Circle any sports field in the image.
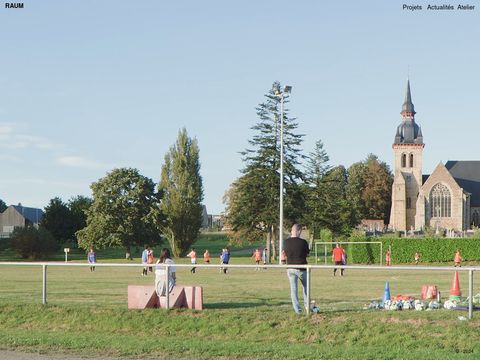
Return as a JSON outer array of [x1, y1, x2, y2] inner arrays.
[[1, 254, 480, 359]]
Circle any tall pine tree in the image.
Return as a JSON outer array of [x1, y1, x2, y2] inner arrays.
[[224, 82, 305, 259], [302, 140, 331, 241]]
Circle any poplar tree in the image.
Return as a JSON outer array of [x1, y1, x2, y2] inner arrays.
[[158, 128, 203, 257]]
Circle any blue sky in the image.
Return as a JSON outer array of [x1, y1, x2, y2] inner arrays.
[[1, 1, 479, 214]]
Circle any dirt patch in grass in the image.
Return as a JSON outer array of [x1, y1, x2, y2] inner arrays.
[[382, 316, 429, 325]]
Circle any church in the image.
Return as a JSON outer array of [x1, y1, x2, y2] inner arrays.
[[389, 80, 480, 232]]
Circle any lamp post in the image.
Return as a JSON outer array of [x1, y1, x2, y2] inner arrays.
[[273, 85, 292, 264]]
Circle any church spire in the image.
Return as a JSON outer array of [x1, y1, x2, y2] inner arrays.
[[401, 79, 416, 116]]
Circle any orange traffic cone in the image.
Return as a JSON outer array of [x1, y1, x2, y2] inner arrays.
[[449, 271, 462, 300]]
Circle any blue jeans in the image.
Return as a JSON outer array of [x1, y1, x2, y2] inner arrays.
[[287, 269, 308, 314]]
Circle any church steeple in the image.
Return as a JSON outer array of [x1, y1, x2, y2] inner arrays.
[[401, 79, 416, 116], [394, 79, 423, 145]]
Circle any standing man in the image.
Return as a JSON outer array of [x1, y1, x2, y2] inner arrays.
[[285, 224, 310, 314], [332, 243, 345, 277]]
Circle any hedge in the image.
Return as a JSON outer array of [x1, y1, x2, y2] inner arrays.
[[347, 236, 480, 264]]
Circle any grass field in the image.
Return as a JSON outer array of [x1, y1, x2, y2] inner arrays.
[[1, 252, 480, 359]]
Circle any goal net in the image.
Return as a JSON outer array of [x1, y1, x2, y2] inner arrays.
[[313, 241, 383, 265]]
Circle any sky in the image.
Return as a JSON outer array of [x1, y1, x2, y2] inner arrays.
[[0, 1, 479, 214]]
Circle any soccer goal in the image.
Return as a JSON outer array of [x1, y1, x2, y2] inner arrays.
[[314, 241, 383, 265]]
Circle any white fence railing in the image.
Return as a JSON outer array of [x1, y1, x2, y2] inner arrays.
[[0, 262, 477, 319]]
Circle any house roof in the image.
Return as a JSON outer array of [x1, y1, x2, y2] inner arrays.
[[12, 205, 44, 224], [445, 161, 480, 206]]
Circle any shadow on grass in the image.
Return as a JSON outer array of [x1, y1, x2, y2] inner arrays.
[[205, 300, 290, 309]]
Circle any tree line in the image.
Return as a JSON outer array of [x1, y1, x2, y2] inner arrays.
[[223, 82, 393, 259], [1, 128, 204, 259], [1, 81, 393, 260]]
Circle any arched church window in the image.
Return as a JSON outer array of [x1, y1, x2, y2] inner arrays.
[[409, 154, 414, 168], [472, 211, 480, 227], [406, 197, 412, 209], [401, 153, 406, 168], [430, 183, 451, 218]]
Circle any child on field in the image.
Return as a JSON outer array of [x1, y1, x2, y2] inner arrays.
[[147, 247, 154, 273], [414, 252, 421, 265], [221, 247, 230, 274], [187, 247, 197, 273], [252, 249, 261, 270], [87, 247, 96, 272], [385, 249, 391, 266], [454, 249, 462, 267], [141, 245, 149, 276], [204, 249, 211, 264]]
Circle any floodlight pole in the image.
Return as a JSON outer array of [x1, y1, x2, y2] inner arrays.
[[274, 85, 291, 265]]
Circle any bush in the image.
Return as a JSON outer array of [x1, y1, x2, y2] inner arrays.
[[348, 235, 480, 264], [11, 226, 59, 260]]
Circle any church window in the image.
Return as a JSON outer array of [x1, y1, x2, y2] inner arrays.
[[409, 154, 414, 168], [430, 183, 451, 218], [406, 197, 412, 209], [401, 153, 406, 168]]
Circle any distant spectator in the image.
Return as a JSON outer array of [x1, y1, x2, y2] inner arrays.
[[281, 249, 287, 265], [262, 248, 268, 268], [187, 247, 197, 273], [87, 247, 96, 272]]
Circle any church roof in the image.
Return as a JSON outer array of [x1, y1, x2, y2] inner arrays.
[[445, 161, 480, 206]]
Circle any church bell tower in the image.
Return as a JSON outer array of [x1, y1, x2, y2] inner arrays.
[[389, 80, 425, 231]]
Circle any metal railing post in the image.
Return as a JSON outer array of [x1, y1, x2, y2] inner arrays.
[[306, 266, 311, 316], [165, 263, 170, 310], [469, 269, 473, 320], [42, 264, 47, 305]]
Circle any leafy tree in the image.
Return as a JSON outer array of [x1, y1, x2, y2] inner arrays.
[[11, 226, 58, 259], [41, 197, 76, 245], [158, 128, 203, 257], [346, 161, 368, 226], [362, 154, 393, 223], [224, 82, 305, 259], [77, 168, 162, 253], [346, 154, 393, 226], [68, 195, 93, 235], [0, 199, 7, 213], [302, 140, 331, 240]]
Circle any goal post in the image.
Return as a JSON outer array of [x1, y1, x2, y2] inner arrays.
[[313, 241, 383, 265]]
